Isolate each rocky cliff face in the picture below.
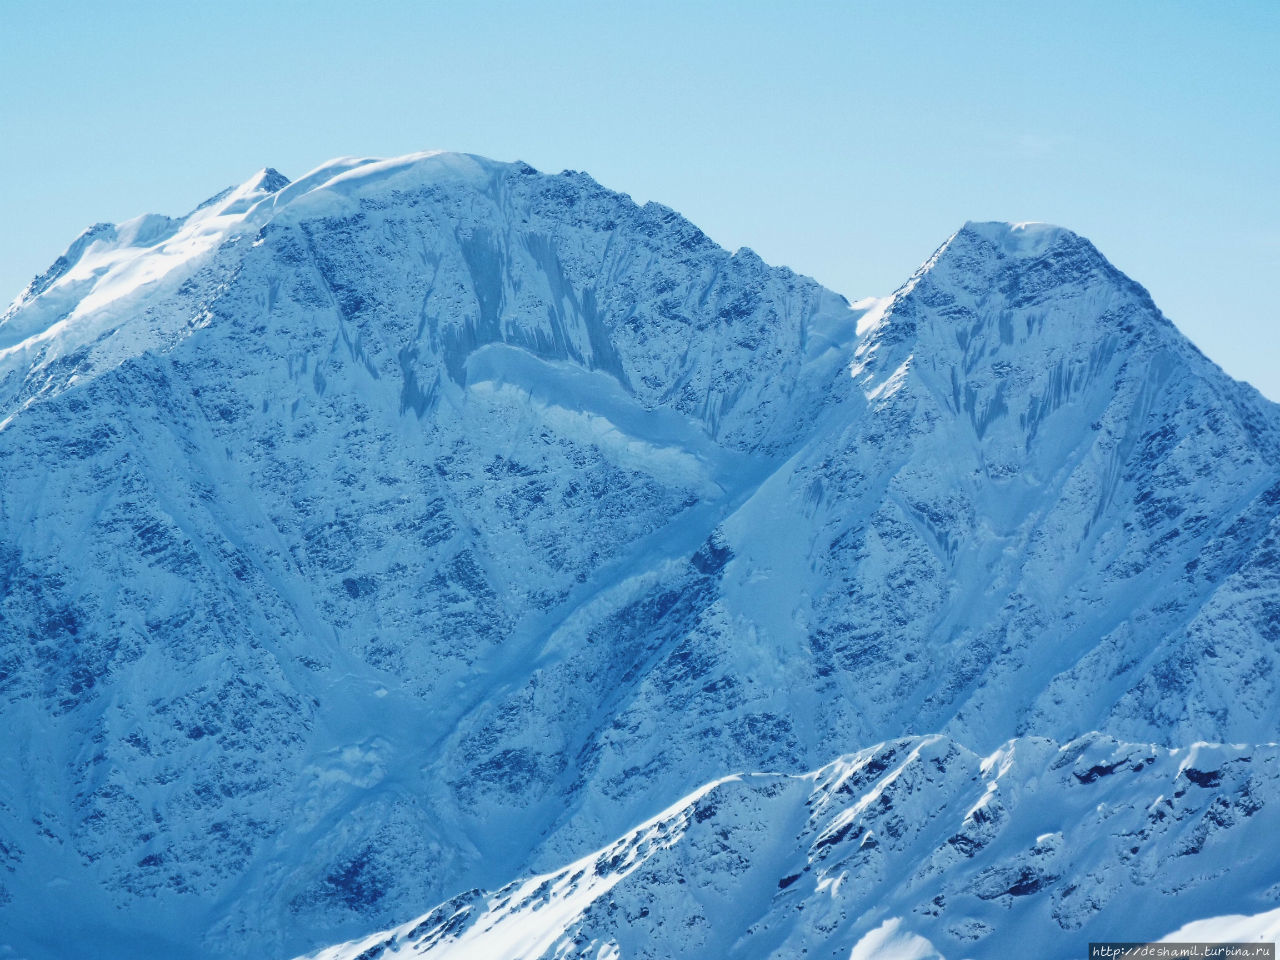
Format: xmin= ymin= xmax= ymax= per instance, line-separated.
xmin=0 ymin=154 xmax=1276 ymax=959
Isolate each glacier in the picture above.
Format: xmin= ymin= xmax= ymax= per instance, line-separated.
xmin=0 ymin=151 xmax=1276 ymax=959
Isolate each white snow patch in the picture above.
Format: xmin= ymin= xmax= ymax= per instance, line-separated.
xmin=1157 ymin=904 xmax=1280 ymax=944
xmin=847 ymin=918 xmax=945 ymax=960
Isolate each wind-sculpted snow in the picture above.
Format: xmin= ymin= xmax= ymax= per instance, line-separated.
xmin=298 ymin=735 xmax=1280 ymax=960
xmin=0 ymin=154 xmax=1277 ymax=958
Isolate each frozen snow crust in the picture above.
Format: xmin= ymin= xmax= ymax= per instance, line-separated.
xmin=1 ymin=154 xmax=1278 ymax=958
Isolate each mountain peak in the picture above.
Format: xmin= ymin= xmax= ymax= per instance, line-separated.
xmin=251 ymin=167 xmax=291 ymax=193
xmin=955 ymin=220 xmax=1082 ymax=257
xmin=891 ymin=217 xmax=1154 ymax=332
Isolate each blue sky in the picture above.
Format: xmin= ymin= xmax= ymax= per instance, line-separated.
xmin=2 ymin=1 xmax=1277 ymax=398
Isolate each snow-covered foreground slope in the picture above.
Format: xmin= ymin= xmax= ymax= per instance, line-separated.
xmin=0 ymin=153 xmax=1278 ymax=958
xmin=300 ymin=736 xmax=1280 ymax=960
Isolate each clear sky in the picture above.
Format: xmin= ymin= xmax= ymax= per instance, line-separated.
xmin=2 ymin=1 xmax=1277 ymax=399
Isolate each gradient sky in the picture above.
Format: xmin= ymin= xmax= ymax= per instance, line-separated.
xmin=3 ymin=1 xmax=1277 ymax=398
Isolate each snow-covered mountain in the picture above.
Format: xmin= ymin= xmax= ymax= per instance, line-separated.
xmin=301 ymin=735 xmax=1280 ymax=960
xmin=0 ymin=152 xmax=1277 ymax=959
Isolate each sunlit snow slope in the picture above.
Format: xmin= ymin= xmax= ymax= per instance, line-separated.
xmin=1 ymin=153 xmax=1277 ymax=959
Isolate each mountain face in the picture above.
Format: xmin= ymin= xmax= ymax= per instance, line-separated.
xmin=302 ymin=736 xmax=1280 ymax=960
xmin=0 ymin=153 xmax=1277 ymax=959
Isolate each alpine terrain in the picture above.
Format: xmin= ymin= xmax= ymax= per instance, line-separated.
xmin=0 ymin=152 xmax=1276 ymax=960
